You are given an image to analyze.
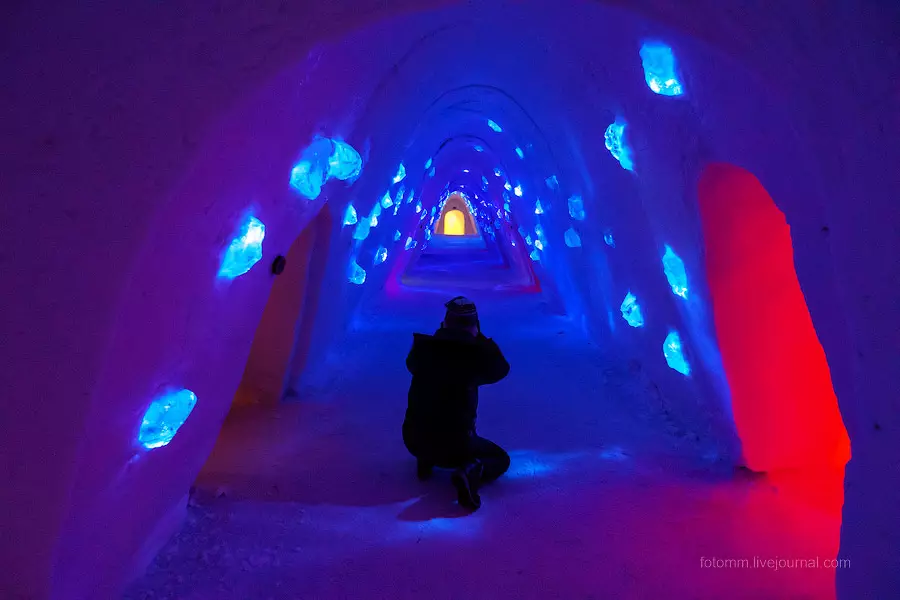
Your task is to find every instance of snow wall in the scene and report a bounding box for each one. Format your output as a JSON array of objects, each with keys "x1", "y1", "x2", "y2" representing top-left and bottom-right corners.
[{"x1": 1, "y1": 1, "x2": 898, "y2": 599}]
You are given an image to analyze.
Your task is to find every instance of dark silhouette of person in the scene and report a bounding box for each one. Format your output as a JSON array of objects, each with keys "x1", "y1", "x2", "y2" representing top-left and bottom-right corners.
[{"x1": 402, "y1": 296, "x2": 511, "y2": 510}]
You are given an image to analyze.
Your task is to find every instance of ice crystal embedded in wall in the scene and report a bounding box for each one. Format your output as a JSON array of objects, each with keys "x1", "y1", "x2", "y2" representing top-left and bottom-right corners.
[
  {"x1": 424, "y1": 157, "x2": 433, "y2": 170},
  {"x1": 568, "y1": 195, "x2": 586, "y2": 220},
  {"x1": 352, "y1": 218, "x2": 371, "y2": 241},
  {"x1": 415, "y1": 201, "x2": 423, "y2": 214},
  {"x1": 474, "y1": 145, "x2": 484, "y2": 152},
  {"x1": 487, "y1": 119, "x2": 503, "y2": 132},
  {"x1": 604, "y1": 121, "x2": 634, "y2": 171},
  {"x1": 393, "y1": 163, "x2": 407, "y2": 184},
  {"x1": 640, "y1": 43, "x2": 684, "y2": 96},
  {"x1": 373, "y1": 246, "x2": 388, "y2": 265},
  {"x1": 405, "y1": 237, "x2": 416, "y2": 250},
  {"x1": 289, "y1": 161, "x2": 325, "y2": 200},
  {"x1": 514, "y1": 184, "x2": 523, "y2": 197},
  {"x1": 530, "y1": 249, "x2": 541, "y2": 261},
  {"x1": 662, "y1": 245, "x2": 688, "y2": 298},
  {"x1": 343, "y1": 204, "x2": 358, "y2": 226},
  {"x1": 327, "y1": 140, "x2": 362, "y2": 181},
  {"x1": 494, "y1": 168, "x2": 503, "y2": 177},
  {"x1": 428, "y1": 166, "x2": 436, "y2": 178},
  {"x1": 620, "y1": 292, "x2": 644, "y2": 327},
  {"x1": 394, "y1": 230, "x2": 401, "y2": 241},
  {"x1": 535, "y1": 199, "x2": 544, "y2": 215},
  {"x1": 604, "y1": 232, "x2": 616, "y2": 248},
  {"x1": 545, "y1": 175, "x2": 559, "y2": 190},
  {"x1": 564, "y1": 227, "x2": 581, "y2": 248},
  {"x1": 139, "y1": 389, "x2": 198, "y2": 449},
  {"x1": 348, "y1": 259, "x2": 366, "y2": 284},
  {"x1": 381, "y1": 193, "x2": 393, "y2": 209},
  {"x1": 218, "y1": 215, "x2": 265, "y2": 279},
  {"x1": 515, "y1": 147, "x2": 525, "y2": 159},
  {"x1": 663, "y1": 330, "x2": 690, "y2": 375}
]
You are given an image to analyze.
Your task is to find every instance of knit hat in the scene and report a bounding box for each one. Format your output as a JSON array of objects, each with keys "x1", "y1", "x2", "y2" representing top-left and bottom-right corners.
[{"x1": 444, "y1": 296, "x2": 479, "y2": 328}]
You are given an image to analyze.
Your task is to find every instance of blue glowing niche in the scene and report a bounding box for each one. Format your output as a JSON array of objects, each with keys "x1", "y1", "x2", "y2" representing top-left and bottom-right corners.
[
  {"x1": 640, "y1": 43, "x2": 684, "y2": 96},
  {"x1": 342, "y1": 204, "x2": 358, "y2": 227},
  {"x1": 568, "y1": 195, "x2": 586, "y2": 221},
  {"x1": 487, "y1": 119, "x2": 503, "y2": 133},
  {"x1": 620, "y1": 292, "x2": 644, "y2": 327},
  {"x1": 348, "y1": 259, "x2": 366, "y2": 284},
  {"x1": 139, "y1": 389, "x2": 197, "y2": 449},
  {"x1": 218, "y1": 215, "x2": 265, "y2": 279},
  {"x1": 290, "y1": 137, "x2": 363, "y2": 200},
  {"x1": 604, "y1": 121, "x2": 634, "y2": 171},
  {"x1": 564, "y1": 227, "x2": 581, "y2": 248},
  {"x1": 662, "y1": 245, "x2": 688, "y2": 298},
  {"x1": 663, "y1": 330, "x2": 690, "y2": 375}
]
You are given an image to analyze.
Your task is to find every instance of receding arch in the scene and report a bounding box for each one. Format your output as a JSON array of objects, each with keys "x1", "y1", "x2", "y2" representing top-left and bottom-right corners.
[{"x1": 697, "y1": 163, "x2": 850, "y2": 474}]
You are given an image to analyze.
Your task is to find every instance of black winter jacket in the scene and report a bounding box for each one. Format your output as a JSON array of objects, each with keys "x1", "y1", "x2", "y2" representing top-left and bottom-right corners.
[{"x1": 403, "y1": 328, "x2": 510, "y2": 444}]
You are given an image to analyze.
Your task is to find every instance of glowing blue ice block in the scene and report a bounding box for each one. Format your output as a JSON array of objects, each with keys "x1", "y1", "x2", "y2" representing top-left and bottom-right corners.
[
  {"x1": 424, "y1": 157, "x2": 433, "y2": 170},
  {"x1": 494, "y1": 168, "x2": 503, "y2": 177},
  {"x1": 514, "y1": 184, "x2": 523, "y2": 197},
  {"x1": 604, "y1": 121, "x2": 634, "y2": 171},
  {"x1": 393, "y1": 163, "x2": 407, "y2": 184},
  {"x1": 218, "y1": 215, "x2": 265, "y2": 279},
  {"x1": 604, "y1": 232, "x2": 616, "y2": 248},
  {"x1": 374, "y1": 246, "x2": 388, "y2": 265},
  {"x1": 289, "y1": 160, "x2": 325, "y2": 200},
  {"x1": 405, "y1": 236, "x2": 416, "y2": 250},
  {"x1": 348, "y1": 259, "x2": 366, "y2": 284},
  {"x1": 343, "y1": 204, "x2": 358, "y2": 226},
  {"x1": 534, "y1": 199, "x2": 544, "y2": 215},
  {"x1": 428, "y1": 166, "x2": 435, "y2": 178},
  {"x1": 564, "y1": 227, "x2": 581, "y2": 248},
  {"x1": 620, "y1": 292, "x2": 644, "y2": 327},
  {"x1": 139, "y1": 389, "x2": 197, "y2": 449},
  {"x1": 487, "y1": 119, "x2": 502, "y2": 132},
  {"x1": 640, "y1": 43, "x2": 684, "y2": 96},
  {"x1": 545, "y1": 175, "x2": 559, "y2": 190},
  {"x1": 662, "y1": 245, "x2": 688, "y2": 298},
  {"x1": 352, "y1": 218, "x2": 371, "y2": 241},
  {"x1": 515, "y1": 147, "x2": 524, "y2": 159},
  {"x1": 381, "y1": 193, "x2": 393, "y2": 209},
  {"x1": 530, "y1": 249, "x2": 541, "y2": 261},
  {"x1": 568, "y1": 195, "x2": 586, "y2": 221},
  {"x1": 663, "y1": 330, "x2": 690, "y2": 375},
  {"x1": 394, "y1": 230, "x2": 401, "y2": 241},
  {"x1": 327, "y1": 140, "x2": 362, "y2": 181},
  {"x1": 474, "y1": 145, "x2": 484, "y2": 152},
  {"x1": 415, "y1": 201, "x2": 423, "y2": 214},
  {"x1": 534, "y1": 239, "x2": 544, "y2": 250}
]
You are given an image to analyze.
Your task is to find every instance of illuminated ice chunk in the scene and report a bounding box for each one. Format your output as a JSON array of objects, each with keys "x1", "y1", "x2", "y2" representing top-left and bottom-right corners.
[
  {"x1": 424, "y1": 157, "x2": 433, "y2": 170},
  {"x1": 139, "y1": 389, "x2": 197, "y2": 449},
  {"x1": 428, "y1": 166, "x2": 436, "y2": 178},
  {"x1": 620, "y1": 292, "x2": 644, "y2": 327},
  {"x1": 394, "y1": 230, "x2": 402, "y2": 241},
  {"x1": 373, "y1": 246, "x2": 388, "y2": 265},
  {"x1": 530, "y1": 249, "x2": 541, "y2": 261},
  {"x1": 515, "y1": 147, "x2": 524, "y2": 159},
  {"x1": 494, "y1": 168, "x2": 503, "y2": 177},
  {"x1": 431, "y1": 206, "x2": 437, "y2": 216},
  {"x1": 406, "y1": 189, "x2": 415, "y2": 204},
  {"x1": 352, "y1": 218, "x2": 371, "y2": 240},
  {"x1": 504, "y1": 202, "x2": 510, "y2": 211},
  {"x1": 662, "y1": 245, "x2": 688, "y2": 298},
  {"x1": 463, "y1": 169, "x2": 470, "y2": 173},
  {"x1": 289, "y1": 160, "x2": 325, "y2": 200},
  {"x1": 568, "y1": 195, "x2": 586, "y2": 220},
  {"x1": 415, "y1": 201, "x2": 423, "y2": 214},
  {"x1": 369, "y1": 214, "x2": 378, "y2": 227},
  {"x1": 534, "y1": 224, "x2": 544, "y2": 237},
  {"x1": 405, "y1": 236, "x2": 417, "y2": 250},
  {"x1": 487, "y1": 119, "x2": 503, "y2": 132},
  {"x1": 425, "y1": 229, "x2": 433, "y2": 241},
  {"x1": 513, "y1": 184, "x2": 523, "y2": 197},
  {"x1": 534, "y1": 239, "x2": 544, "y2": 250},
  {"x1": 381, "y1": 193, "x2": 393, "y2": 209},
  {"x1": 525, "y1": 234, "x2": 533, "y2": 246},
  {"x1": 474, "y1": 145, "x2": 484, "y2": 152},
  {"x1": 545, "y1": 175, "x2": 559, "y2": 190},
  {"x1": 534, "y1": 199, "x2": 544, "y2": 215},
  {"x1": 604, "y1": 121, "x2": 634, "y2": 171},
  {"x1": 663, "y1": 330, "x2": 690, "y2": 375},
  {"x1": 640, "y1": 43, "x2": 684, "y2": 96},
  {"x1": 504, "y1": 181, "x2": 512, "y2": 191},
  {"x1": 218, "y1": 215, "x2": 265, "y2": 279},
  {"x1": 393, "y1": 203, "x2": 400, "y2": 216},
  {"x1": 482, "y1": 175, "x2": 490, "y2": 188},
  {"x1": 564, "y1": 227, "x2": 581, "y2": 248},
  {"x1": 393, "y1": 163, "x2": 407, "y2": 184},
  {"x1": 604, "y1": 231, "x2": 616, "y2": 248},
  {"x1": 348, "y1": 259, "x2": 366, "y2": 285},
  {"x1": 327, "y1": 140, "x2": 362, "y2": 181},
  {"x1": 343, "y1": 204, "x2": 358, "y2": 226}
]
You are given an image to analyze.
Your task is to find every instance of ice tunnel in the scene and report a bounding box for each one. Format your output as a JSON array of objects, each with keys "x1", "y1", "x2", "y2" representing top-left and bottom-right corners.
[{"x1": 2, "y1": 2, "x2": 899, "y2": 600}]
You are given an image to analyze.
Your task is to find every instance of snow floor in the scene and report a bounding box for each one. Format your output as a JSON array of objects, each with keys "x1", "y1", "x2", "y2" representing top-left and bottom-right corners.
[{"x1": 124, "y1": 291, "x2": 843, "y2": 599}]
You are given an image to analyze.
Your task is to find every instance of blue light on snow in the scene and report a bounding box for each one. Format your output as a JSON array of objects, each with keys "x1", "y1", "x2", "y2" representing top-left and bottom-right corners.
[
  {"x1": 405, "y1": 236, "x2": 416, "y2": 250},
  {"x1": 514, "y1": 184, "x2": 523, "y2": 197},
  {"x1": 640, "y1": 43, "x2": 684, "y2": 96},
  {"x1": 373, "y1": 246, "x2": 388, "y2": 265},
  {"x1": 487, "y1": 119, "x2": 503, "y2": 132},
  {"x1": 604, "y1": 232, "x2": 616, "y2": 248},
  {"x1": 327, "y1": 140, "x2": 362, "y2": 181},
  {"x1": 381, "y1": 193, "x2": 393, "y2": 209},
  {"x1": 343, "y1": 204, "x2": 358, "y2": 226},
  {"x1": 348, "y1": 259, "x2": 366, "y2": 284},
  {"x1": 604, "y1": 121, "x2": 634, "y2": 171},
  {"x1": 218, "y1": 215, "x2": 265, "y2": 279},
  {"x1": 515, "y1": 147, "x2": 525, "y2": 159},
  {"x1": 662, "y1": 245, "x2": 688, "y2": 298},
  {"x1": 564, "y1": 228, "x2": 581, "y2": 248},
  {"x1": 568, "y1": 195, "x2": 586, "y2": 220},
  {"x1": 620, "y1": 292, "x2": 644, "y2": 327},
  {"x1": 139, "y1": 389, "x2": 197, "y2": 449},
  {"x1": 535, "y1": 199, "x2": 544, "y2": 215},
  {"x1": 663, "y1": 330, "x2": 690, "y2": 375},
  {"x1": 394, "y1": 230, "x2": 401, "y2": 242},
  {"x1": 393, "y1": 163, "x2": 407, "y2": 184}
]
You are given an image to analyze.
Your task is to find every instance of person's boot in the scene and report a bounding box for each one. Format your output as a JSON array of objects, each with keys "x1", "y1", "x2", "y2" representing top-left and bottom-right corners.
[
  {"x1": 451, "y1": 459, "x2": 484, "y2": 510},
  {"x1": 416, "y1": 459, "x2": 434, "y2": 481}
]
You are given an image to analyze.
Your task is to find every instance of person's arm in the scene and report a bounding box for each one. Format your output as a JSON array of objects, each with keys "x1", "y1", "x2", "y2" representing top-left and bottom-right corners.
[{"x1": 474, "y1": 334, "x2": 510, "y2": 385}]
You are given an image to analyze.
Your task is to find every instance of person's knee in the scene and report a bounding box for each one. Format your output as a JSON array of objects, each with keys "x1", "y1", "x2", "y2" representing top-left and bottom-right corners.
[{"x1": 497, "y1": 449, "x2": 511, "y2": 475}]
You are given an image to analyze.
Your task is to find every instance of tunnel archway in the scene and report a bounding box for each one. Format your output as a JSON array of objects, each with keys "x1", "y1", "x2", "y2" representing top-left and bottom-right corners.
[{"x1": 697, "y1": 163, "x2": 850, "y2": 474}]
